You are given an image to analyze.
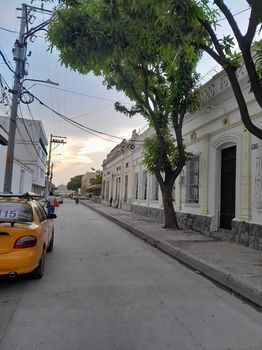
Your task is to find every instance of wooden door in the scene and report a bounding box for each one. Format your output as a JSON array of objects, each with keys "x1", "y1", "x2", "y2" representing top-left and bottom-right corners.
[{"x1": 220, "y1": 146, "x2": 236, "y2": 229}]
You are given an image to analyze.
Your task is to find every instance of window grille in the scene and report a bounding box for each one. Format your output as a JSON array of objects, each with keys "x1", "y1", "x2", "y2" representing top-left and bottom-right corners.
[
  {"x1": 102, "y1": 181, "x2": 105, "y2": 199},
  {"x1": 134, "y1": 173, "x2": 139, "y2": 199},
  {"x1": 115, "y1": 177, "x2": 120, "y2": 199},
  {"x1": 124, "y1": 175, "x2": 128, "y2": 201},
  {"x1": 105, "y1": 180, "x2": 110, "y2": 200},
  {"x1": 253, "y1": 141, "x2": 262, "y2": 209},
  {"x1": 142, "y1": 171, "x2": 148, "y2": 200},
  {"x1": 186, "y1": 155, "x2": 199, "y2": 203}
]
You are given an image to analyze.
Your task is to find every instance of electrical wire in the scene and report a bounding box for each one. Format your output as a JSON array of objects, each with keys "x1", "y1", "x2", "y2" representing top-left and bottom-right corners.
[
  {"x1": 0, "y1": 46, "x2": 14, "y2": 70},
  {"x1": 0, "y1": 26, "x2": 18, "y2": 34},
  {"x1": 26, "y1": 104, "x2": 41, "y2": 145},
  {"x1": 217, "y1": 7, "x2": 250, "y2": 22},
  {"x1": 17, "y1": 105, "x2": 46, "y2": 167},
  {"x1": 0, "y1": 73, "x2": 12, "y2": 114},
  {"x1": 0, "y1": 49, "x2": 16, "y2": 75},
  {"x1": 21, "y1": 87, "x2": 125, "y2": 143},
  {"x1": 33, "y1": 84, "x2": 131, "y2": 103}
]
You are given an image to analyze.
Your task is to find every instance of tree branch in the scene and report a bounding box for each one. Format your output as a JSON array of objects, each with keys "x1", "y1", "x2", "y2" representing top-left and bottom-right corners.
[
  {"x1": 225, "y1": 66, "x2": 262, "y2": 139},
  {"x1": 116, "y1": 64, "x2": 155, "y2": 116},
  {"x1": 243, "y1": 5, "x2": 259, "y2": 48},
  {"x1": 199, "y1": 44, "x2": 227, "y2": 66},
  {"x1": 197, "y1": 17, "x2": 226, "y2": 60},
  {"x1": 213, "y1": 0, "x2": 243, "y2": 44}
]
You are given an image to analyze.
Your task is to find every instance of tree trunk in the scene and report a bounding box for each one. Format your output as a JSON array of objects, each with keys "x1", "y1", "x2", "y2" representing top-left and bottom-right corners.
[{"x1": 161, "y1": 183, "x2": 179, "y2": 229}]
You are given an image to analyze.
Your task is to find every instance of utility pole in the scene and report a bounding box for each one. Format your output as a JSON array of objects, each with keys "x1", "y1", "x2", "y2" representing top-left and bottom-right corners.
[
  {"x1": 3, "y1": 4, "x2": 27, "y2": 193},
  {"x1": 45, "y1": 135, "x2": 67, "y2": 197},
  {"x1": 49, "y1": 162, "x2": 54, "y2": 191},
  {"x1": 3, "y1": 4, "x2": 53, "y2": 193}
]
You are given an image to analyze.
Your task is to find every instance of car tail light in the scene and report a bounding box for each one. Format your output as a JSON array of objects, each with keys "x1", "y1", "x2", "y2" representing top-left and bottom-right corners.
[{"x1": 14, "y1": 236, "x2": 37, "y2": 248}]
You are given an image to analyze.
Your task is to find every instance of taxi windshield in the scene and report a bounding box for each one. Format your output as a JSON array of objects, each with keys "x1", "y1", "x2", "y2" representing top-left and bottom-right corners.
[{"x1": 0, "y1": 202, "x2": 33, "y2": 222}]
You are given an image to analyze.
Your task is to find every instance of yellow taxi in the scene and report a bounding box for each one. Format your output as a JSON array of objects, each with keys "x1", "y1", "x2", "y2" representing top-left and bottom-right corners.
[{"x1": 0, "y1": 192, "x2": 56, "y2": 279}]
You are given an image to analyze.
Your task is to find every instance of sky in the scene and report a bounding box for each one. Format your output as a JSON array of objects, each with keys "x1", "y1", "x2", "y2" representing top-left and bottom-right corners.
[{"x1": 0, "y1": 0, "x2": 258, "y2": 186}]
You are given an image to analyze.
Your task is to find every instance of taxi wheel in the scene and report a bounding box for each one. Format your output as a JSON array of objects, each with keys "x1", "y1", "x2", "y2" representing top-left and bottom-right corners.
[
  {"x1": 31, "y1": 253, "x2": 45, "y2": 279},
  {"x1": 47, "y1": 231, "x2": 54, "y2": 253}
]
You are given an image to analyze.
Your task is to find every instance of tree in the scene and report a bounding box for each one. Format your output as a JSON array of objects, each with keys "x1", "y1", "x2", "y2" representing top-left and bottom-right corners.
[
  {"x1": 67, "y1": 175, "x2": 83, "y2": 191},
  {"x1": 90, "y1": 169, "x2": 102, "y2": 185},
  {"x1": 47, "y1": 1, "x2": 201, "y2": 228},
  {"x1": 110, "y1": 0, "x2": 262, "y2": 139},
  {"x1": 175, "y1": 0, "x2": 262, "y2": 139}
]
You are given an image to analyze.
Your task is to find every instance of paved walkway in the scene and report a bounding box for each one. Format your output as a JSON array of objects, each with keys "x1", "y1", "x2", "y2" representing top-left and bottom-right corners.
[{"x1": 81, "y1": 200, "x2": 262, "y2": 308}]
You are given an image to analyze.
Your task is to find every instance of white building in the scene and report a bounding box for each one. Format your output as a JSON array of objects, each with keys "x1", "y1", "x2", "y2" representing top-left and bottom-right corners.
[
  {"x1": 0, "y1": 116, "x2": 48, "y2": 194},
  {"x1": 102, "y1": 131, "x2": 136, "y2": 211},
  {"x1": 102, "y1": 66, "x2": 262, "y2": 250}
]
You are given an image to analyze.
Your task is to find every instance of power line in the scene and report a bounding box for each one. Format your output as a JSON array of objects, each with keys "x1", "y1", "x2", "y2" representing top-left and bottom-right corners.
[
  {"x1": 32, "y1": 84, "x2": 130, "y2": 103},
  {"x1": 0, "y1": 26, "x2": 18, "y2": 34},
  {"x1": 21, "y1": 87, "x2": 125, "y2": 143},
  {"x1": 0, "y1": 47, "x2": 14, "y2": 70},
  {"x1": 17, "y1": 106, "x2": 46, "y2": 167},
  {"x1": 217, "y1": 7, "x2": 250, "y2": 22},
  {"x1": 47, "y1": 98, "x2": 128, "y2": 124},
  {"x1": 0, "y1": 73, "x2": 12, "y2": 114},
  {"x1": 0, "y1": 49, "x2": 16, "y2": 75},
  {"x1": 26, "y1": 103, "x2": 41, "y2": 145}
]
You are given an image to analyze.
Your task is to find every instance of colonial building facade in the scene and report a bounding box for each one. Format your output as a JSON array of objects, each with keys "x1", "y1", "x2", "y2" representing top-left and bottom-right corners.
[{"x1": 102, "y1": 67, "x2": 262, "y2": 250}]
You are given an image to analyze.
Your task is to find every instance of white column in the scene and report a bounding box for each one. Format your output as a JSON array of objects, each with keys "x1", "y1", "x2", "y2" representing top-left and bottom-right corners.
[
  {"x1": 201, "y1": 134, "x2": 210, "y2": 215},
  {"x1": 175, "y1": 176, "x2": 182, "y2": 211},
  {"x1": 240, "y1": 127, "x2": 251, "y2": 220}
]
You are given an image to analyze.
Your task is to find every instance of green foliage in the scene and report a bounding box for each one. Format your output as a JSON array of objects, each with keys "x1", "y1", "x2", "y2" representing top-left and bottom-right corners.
[
  {"x1": 253, "y1": 40, "x2": 262, "y2": 78},
  {"x1": 47, "y1": 0, "x2": 201, "y2": 198},
  {"x1": 90, "y1": 170, "x2": 102, "y2": 185},
  {"x1": 143, "y1": 133, "x2": 191, "y2": 174},
  {"x1": 67, "y1": 175, "x2": 83, "y2": 191}
]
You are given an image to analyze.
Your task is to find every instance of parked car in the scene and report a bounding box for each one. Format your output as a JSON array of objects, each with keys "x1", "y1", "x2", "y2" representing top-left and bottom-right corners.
[
  {"x1": 54, "y1": 192, "x2": 63, "y2": 204},
  {"x1": 0, "y1": 192, "x2": 56, "y2": 279}
]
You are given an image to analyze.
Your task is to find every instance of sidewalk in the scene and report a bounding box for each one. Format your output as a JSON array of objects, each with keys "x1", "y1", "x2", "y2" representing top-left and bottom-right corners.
[{"x1": 81, "y1": 200, "x2": 262, "y2": 308}]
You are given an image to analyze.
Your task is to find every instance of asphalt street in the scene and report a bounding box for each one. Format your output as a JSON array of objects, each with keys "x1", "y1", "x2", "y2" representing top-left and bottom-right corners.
[{"x1": 0, "y1": 199, "x2": 262, "y2": 350}]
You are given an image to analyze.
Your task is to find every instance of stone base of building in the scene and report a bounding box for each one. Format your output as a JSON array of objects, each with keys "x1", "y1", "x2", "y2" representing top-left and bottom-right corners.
[
  {"x1": 231, "y1": 220, "x2": 262, "y2": 251},
  {"x1": 128, "y1": 204, "x2": 262, "y2": 251},
  {"x1": 131, "y1": 205, "x2": 212, "y2": 234},
  {"x1": 176, "y1": 212, "x2": 212, "y2": 235},
  {"x1": 131, "y1": 204, "x2": 164, "y2": 221}
]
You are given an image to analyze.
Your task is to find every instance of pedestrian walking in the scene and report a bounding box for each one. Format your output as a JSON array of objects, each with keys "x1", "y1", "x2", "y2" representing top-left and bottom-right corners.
[{"x1": 46, "y1": 191, "x2": 59, "y2": 215}]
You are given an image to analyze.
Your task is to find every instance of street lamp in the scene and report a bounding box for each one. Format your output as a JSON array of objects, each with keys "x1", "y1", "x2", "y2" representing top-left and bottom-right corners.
[
  {"x1": 22, "y1": 78, "x2": 59, "y2": 86},
  {"x1": 22, "y1": 78, "x2": 59, "y2": 90},
  {"x1": 19, "y1": 78, "x2": 59, "y2": 104}
]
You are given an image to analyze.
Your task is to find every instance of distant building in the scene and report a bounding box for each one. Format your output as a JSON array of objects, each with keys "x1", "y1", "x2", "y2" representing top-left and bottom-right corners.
[
  {"x1": 81, "y1": 171, "x2": 97, "y2": 194},
  {"x1": 102, "y1": 131, "x2": 137, "y2": 210},
  {"x1": 0, "y1": 116, "x2": 48, "y2": 194},
  {"x1": 56, "y1": 184, "x2": 69, "y2": 193}
]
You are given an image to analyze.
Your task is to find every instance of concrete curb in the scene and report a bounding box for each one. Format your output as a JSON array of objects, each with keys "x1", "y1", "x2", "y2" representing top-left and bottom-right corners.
[{"x1": 81, "y1": 201, "x2": 262, "y2": 307}]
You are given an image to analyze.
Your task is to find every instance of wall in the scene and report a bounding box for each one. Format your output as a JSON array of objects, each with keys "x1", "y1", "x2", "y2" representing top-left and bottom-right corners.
[
  {"x1": 0, "y1": 116, "x2": 47, "y2": 193},
  {"x1": 0, "y1": 146, "x2": 33, "y2": 193}
]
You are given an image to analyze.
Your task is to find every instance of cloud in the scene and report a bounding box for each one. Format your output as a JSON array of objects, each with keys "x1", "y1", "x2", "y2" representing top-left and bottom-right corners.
[{"x1": 51, "y1": 127, "x2": 141, "y2": 185}]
